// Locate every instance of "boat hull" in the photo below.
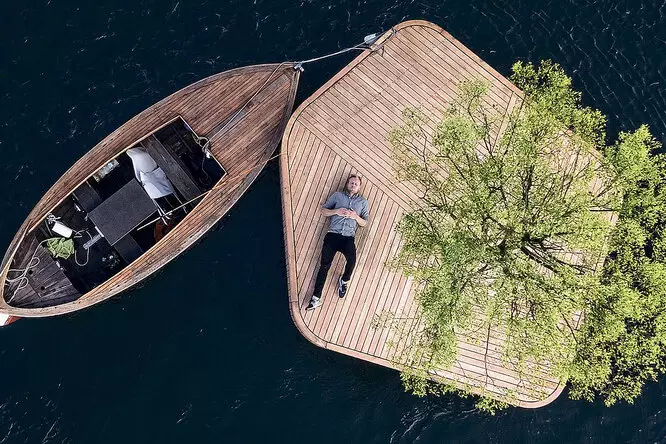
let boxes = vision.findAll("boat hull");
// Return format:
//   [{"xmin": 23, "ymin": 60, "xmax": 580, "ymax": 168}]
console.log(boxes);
[{"xmin": 0, "ymin": 63, "xmax": 300, "ymax": 317}]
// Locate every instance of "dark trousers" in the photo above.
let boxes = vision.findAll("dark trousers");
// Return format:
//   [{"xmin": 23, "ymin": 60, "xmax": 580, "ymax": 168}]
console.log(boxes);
[{"xmin": 312, "ymin": 232, "xmax": 357, "ymax": 297}]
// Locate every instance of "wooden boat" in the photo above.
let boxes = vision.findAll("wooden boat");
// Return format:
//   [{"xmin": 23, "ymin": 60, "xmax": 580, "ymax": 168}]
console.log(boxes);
[{"xmin": 0, "ymin": 63, "xmax": 300, "ymax": 319}]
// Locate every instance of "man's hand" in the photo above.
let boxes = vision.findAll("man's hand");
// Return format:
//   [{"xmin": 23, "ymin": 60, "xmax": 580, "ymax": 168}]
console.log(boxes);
[
  {"xmin": 322, "ymin": 208, "xmax": 367, "ymax": 227},
  {"xmin": 337, "ymin": 208, "xmax": 355, "ymax": 218},
  {"xmin": 342, "ymin": 209, "xmax": 367, "ymax": 227}
]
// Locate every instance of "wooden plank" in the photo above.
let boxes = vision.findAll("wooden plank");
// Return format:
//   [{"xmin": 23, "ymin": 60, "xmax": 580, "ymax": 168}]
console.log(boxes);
[
  {"xmin": 332, "ymin": 188, "xmax": 389, "ymax": 344},
  {"xmin": 295, "ymin": 154, "xmax": 343, "ymax": 245},
  {"xmin": 344, "ymin": 199, "xmax": 400, "ymax": 349},
  {"xmin": 290, "ymin": 133, "xmax": 319, "ymax": 199},
  {"xmin": 287, "ymin": 122, "xmax": 306, "ymax": 170},
  {"xmin": 356, "ymin": 209, "xmax": 403, "ymax": 353},
  {"xmin": 292, "ymin": 140, "xmax": 328, "ymax": 219}
]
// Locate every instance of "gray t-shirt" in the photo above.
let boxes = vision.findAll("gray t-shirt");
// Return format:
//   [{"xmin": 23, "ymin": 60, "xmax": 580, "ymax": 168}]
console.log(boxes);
[{"xmin": 322, "ymin": 191, "xmax": 370, "ymax": 237}]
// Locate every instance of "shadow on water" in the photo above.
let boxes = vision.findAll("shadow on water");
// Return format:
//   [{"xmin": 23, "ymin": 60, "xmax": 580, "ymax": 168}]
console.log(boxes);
[{"xmin": 0, "ymin": 0, "xmax": 665, "ymax": 442}]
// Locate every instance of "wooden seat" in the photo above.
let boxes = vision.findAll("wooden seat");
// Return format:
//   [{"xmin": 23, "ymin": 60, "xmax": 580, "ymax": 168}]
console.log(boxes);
[
  {"xmin": 140, "ymin": 135, "xmax": 204, "ymax": 201},
  {"xmin": 72, "ymin": 182, "xmax": 103, "ymax": 212}
]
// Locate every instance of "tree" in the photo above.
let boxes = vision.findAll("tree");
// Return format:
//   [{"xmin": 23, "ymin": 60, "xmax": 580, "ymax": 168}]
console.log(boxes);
[{"xmin": 385, "ymin": 60, "xmax": 663, "ymax": 409}]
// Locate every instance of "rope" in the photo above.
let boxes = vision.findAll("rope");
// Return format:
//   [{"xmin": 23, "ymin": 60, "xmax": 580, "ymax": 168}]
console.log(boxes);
[
  {"xmin": 5, "ymin": 239, "xmax": 49, "ymax": 303},
  {"xmin": 195, "ymin": 27, "xmax": 395, "ymax": 149},
  {"xmin": 184, "ymin": 61, "xmax": 293, "ymax": 154},
  {"xmin": 293, "ymin": 28, "xmax": 396, "ymax": 69},
  {"xmin": 73, "ymin": 231, "xmax": 91, "ymax": 267}
]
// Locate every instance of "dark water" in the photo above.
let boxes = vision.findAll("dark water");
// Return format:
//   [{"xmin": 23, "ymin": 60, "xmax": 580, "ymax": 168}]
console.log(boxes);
[{"xmin": 1, "ymin": 1, "xmax": 665, "ymax": 442}]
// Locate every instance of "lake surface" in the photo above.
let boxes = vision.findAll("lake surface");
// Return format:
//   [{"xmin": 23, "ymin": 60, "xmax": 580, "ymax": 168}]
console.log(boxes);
[{"xmin": 1, "ymin": 0, "xmax": 665, "ymax": 442}]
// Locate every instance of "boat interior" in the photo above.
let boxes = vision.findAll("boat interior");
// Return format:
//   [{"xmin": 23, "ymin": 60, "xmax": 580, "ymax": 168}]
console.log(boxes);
[{"xmin": 3, "ymin": 116, "xmax": 226, "ymax": 308}]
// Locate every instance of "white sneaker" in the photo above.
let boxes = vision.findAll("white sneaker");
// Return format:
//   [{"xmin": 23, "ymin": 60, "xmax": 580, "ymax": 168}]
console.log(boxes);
[{"xmin": 305, "ymin": 296, "xmax": 322, "ymax": 311}]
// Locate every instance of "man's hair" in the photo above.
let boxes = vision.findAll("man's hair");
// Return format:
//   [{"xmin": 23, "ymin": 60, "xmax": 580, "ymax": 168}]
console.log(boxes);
[{"xmin": 346, "ymin": 174, "xmax": 362, "ymax": 186}]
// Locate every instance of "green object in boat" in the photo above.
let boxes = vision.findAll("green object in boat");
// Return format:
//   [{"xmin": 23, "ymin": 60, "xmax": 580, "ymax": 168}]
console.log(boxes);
[{"xmin": 46, "ymin": 237, "xmax": 74, "ymax": 259}]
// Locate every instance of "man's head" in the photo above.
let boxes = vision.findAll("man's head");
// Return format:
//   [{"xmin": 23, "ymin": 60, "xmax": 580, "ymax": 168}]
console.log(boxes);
[{"xmin": 345, "ymin": 175, "xmax": 362, "ymax": 195}]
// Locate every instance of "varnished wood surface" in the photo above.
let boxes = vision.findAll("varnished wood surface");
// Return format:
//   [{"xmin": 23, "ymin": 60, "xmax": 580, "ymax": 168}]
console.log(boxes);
[
  {"xmin": 1, "ymin": 63, "xmax": 300, "ymax": 316},
  {"xmin": 279, "ymin": 20, "xmax": 569, "ymax": 408}
]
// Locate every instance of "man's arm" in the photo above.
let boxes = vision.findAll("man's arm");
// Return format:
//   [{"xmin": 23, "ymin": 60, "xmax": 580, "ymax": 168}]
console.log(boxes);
[
  {"xmin": 353, "ymin": 200, "xmax": 369, "ymax": 227},
  {"xmin": 321, "ymin": 192, "xmax": 342, "ymax": 217},
  {"xmin": 322, "ymin": 207, "xmax": 343, "ymax": 217},
  {"xmin": 354, "ymin": 212, "xmax": 368, "ymax": 227}
]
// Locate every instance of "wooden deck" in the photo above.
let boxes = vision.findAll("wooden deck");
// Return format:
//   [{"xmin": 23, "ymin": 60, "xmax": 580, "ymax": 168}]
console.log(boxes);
[
  {"xmin": 280, "ymin": 20, "xmax": 566, "ymax": 407},
  {"xmin": 1, "ymin": 63, "xmax": 299, "ymax": 316}
]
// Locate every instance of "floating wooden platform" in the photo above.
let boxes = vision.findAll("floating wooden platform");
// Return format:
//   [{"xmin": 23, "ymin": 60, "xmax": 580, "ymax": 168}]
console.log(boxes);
[
  {"xmin": 280, "ymin": 20, "xmax": 565, "ymax": 407},
  {"xmin": 1, "ymin": 63, "xmax": 299, "ymax": 317}
]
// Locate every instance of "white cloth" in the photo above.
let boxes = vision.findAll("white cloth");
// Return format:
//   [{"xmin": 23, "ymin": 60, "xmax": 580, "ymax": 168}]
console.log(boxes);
[
  {"xmin": 126, "ymin": 147, "xmax": 158, "ymax": 180},
  {"xmin": 139, "ymin": 168, "xmax": 174, "ymax": 199},
  {"xmin": 126, "ymin": 147, "xmax": 175, "ymax": 199}
]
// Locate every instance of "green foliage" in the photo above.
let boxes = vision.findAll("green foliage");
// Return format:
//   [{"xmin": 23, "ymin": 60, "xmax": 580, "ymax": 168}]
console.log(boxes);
[
  {"xmin": 387, "ymin": 59, "xmax": 665, "ymax": 408},
  {"xmin": 400, "ymin": 367, "xmax": 509, "ymax": 415},
  {"xmin": 474, "ymin": 396, "xmax": 510, "ymax": 415},
  {"xmin": 568, "ymin": 127, "xmax": 666, "ymax": 406}
]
